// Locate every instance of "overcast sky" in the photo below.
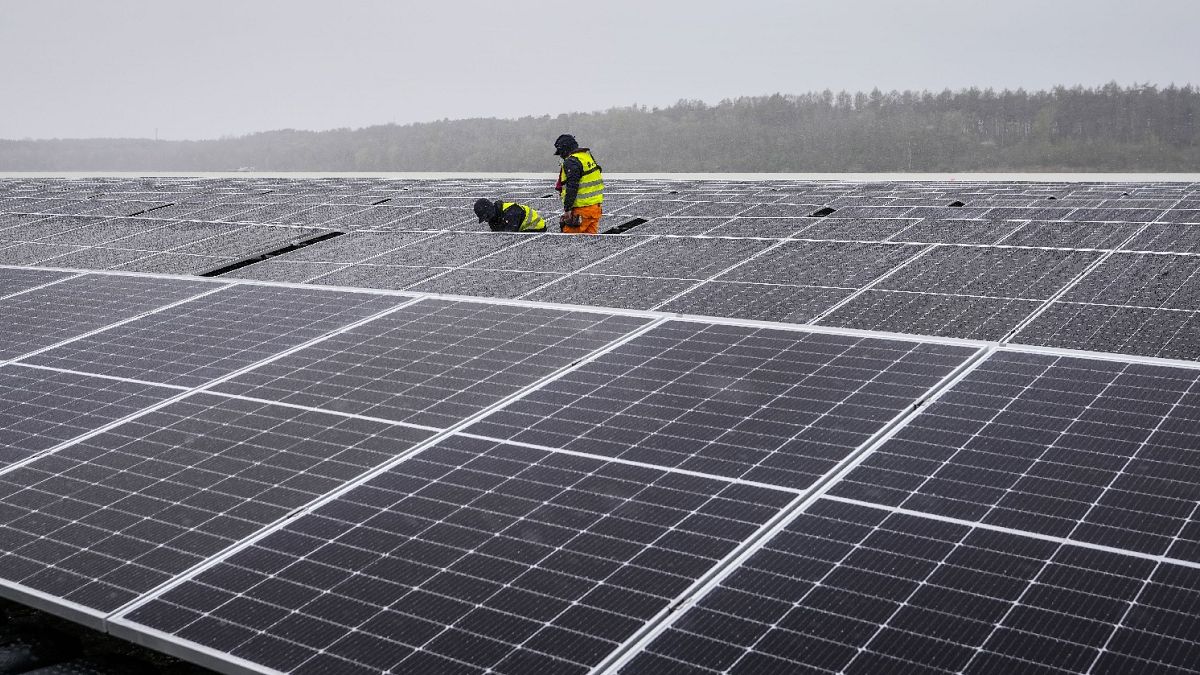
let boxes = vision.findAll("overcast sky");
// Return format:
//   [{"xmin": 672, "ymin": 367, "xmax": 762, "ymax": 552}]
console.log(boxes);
[{"xmin": 2, "ymin": 0, "xmax": 1196, "ymax": 140}]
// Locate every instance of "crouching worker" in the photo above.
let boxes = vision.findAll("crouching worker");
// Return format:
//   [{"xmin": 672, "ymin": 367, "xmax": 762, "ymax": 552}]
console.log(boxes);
[{"xmin": 473, "ymin": 199, "xmax": 546, "ymax": 233}]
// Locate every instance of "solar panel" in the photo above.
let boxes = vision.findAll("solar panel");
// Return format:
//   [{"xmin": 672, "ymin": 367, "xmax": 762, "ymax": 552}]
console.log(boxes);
[
  {"xmin": 23, "ymin": 284, "xmax": 404, "ymax": 387},
  {"xmin": 0, "ymin": 393, "xmax": 434, "ymax": 616},
  {"xmin": 1015, "ymin": 253, "xmax": 1200, "ymax": 360},
  {"xmin": 210, "ymin": 299, "xmax": 649, "ymax": 428},
  {"xmin": 0, "ymin": 274, "xmax": 218, "ymax": 361},
  {"xmin": 623, "ymin": 497, "xmax": 1200, "ymax": 674},
  {"xmin": 532, "ymin": 273, "xmax": 697, "ymax": 310},
  {"xmin": 0, "ymin": 267, "xmax": 71, "ymax": 297},
  {"xmin": 0, "ymin": 365, "xmax": 177, "ymax": 470},
  {"xmin": 2, "ymin": 177, "xmax": 1200, "ymax": 675},
  {"xmin": 469, "ymin": 322, "xmax": 976, "ymax": 489},
  {"xmin": 118, "ymin": 434, "xmax": 794, "ymax": 674},
  {"xmin": 658, "ymin": 282, "xmax": 853, "ymax": 323}
]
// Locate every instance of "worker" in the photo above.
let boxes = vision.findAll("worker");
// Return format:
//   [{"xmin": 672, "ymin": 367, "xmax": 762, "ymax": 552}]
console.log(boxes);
[
  {"xmin": 553, "ymin": 134, "xmax": 604, "ymax": 234},
  {"xmin": 473, "ymin": 198, "xmax": 546, "ymax": 232}
]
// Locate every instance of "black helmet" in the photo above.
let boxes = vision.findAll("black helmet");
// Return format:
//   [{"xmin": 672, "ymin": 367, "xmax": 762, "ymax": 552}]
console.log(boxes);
[
  {"xmin": 553, "ymin": 134, "xmax": 579, "ymax": 157},
  {"xmin": 473, "ymin": 198, "xmax": 498, "ymax": 223}
]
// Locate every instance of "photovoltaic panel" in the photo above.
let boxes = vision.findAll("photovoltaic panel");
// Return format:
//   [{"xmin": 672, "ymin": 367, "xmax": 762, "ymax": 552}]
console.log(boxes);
[
  {"xmin": 364, "ymin": 232, "xmax": 527, "ymax": 267},
  {"xmin": 829, "ymin": 352, "xmax": 1200, "ymax": 558},
  {"xmin": 211, "ymin": 299, "xmax": 649, "ymax": 428},
  {"xmin": 463, "ymin": 235, "xmax": 640, "ymax": 274},
  {"xmin": 791, "ymin": 218, "xmax": 918, "ymax": 242},
  {"xmin": 657, "ymin": 281, "xmax": 853, "ymax": 323},
  {"xmin": 228, "ymin": 260, "xmax": 348, "ymax": 283},
  {"xmin": 717, "ymin": 241, "xmax": 922, "ymax": 287},
  {"xmin": 306, "ymin": 264, "xmax": 447, "ymax": 291},
  {"xmin": 0, "ymin": 266, "xmax": 71, "ymax": 297},
  {"xmin": 267, "ymin": 231, "xmax": 438, "ymax": 264},
  {"xmin": 24, "ymin": 284, "xmax": 403, "ymax": 387},
  {"xmin": 889, "ymin": 219, "xmax": 1023, "ymax": 245},
  {"xmin": 625, "ymin": 498, "xmax": 1200, "ymax": 674},
  {"xmin": 121, "ymin": 435, "xmax": 795, "ymax": 675},
  {"xmin": 1002, "ymin": 220, "xmax": 1144, "ymax": 249},
  {"xmin": 817, "ymin": 290, "xmax": 1046, "ymax": 341},
  {"xmin": 0, "ymin": 365, "xmax": 177, "ymax": 469},
  {"xmin": 586, "ymin": 238, "xmax": 774, "ymax": 280},
  {"xmin": 530, "ymin": 273, "xmax": 697, "ymax": 310},
  {"xmin": 0, "ymin": 241, "xmax": 85, "ymax": 265},
  {"xmin": 115, "ymin": 252, "xmax": 229, "ymax": 275},
  {"xmin": 1123, "ymin": 224, "xmax": 1200, "ymax": 253},
  {"xmin": 708, "ymin": 217, "xmax": 811, "ymax": 239},
  {"xmin": 405, "ymin": 269, "xmax": 566, "ymax": 299},
  {"xmin": 874, "ymin": 246, "xmax": 1102, "ymax": 298},
  {"xmin": 0, "ymin": 393, "xmax": 434, "ymax": 614},
  {"xmin": 469, "ymin": 322, "xmax": 975, "ymax": 489},
  {"xmin": 0, "ymin": 274, "xmax": 217, "ymax": 361},
  {"xmin": 1015, "ymin": 252, "xmax": 1200, "ymax": 360}
]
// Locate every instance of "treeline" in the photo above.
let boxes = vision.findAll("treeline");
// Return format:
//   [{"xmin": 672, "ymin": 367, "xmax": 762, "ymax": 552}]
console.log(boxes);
[{"xmin": 3, "ymin": 83, "xmax": 1198, "ymax": 172}]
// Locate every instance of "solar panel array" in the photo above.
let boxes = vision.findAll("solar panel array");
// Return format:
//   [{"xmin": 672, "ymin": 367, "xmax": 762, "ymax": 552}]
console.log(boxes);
[{"xmin": 0, "ymin": 176, "xmax": 1198, "ymax": 675}]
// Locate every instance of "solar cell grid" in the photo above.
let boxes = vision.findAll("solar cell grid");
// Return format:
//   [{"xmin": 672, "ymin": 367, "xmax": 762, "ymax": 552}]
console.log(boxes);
[
  {"xmin": 470, "ymin": 321, "xmax": 975, "ymax": 489},
  {"xmin": 1123, "ymin": 224, "xmax": 1200, "ymax": 253},
  {"xmin": 464, "ymin": 235, "xmax": 639, "ymax": 274},
  {"xmin": 0, "ymin": 274, "xmax": 217, "ymax": 361},
  {"xmin": 791, "ymin": 218, "xmax": 917, "ymax": 242},
  {"xmin": 626, "ymin": 497, "xmax": 1200, "ymax": 675},
  {"xmin": 0, "ymin": 365, "xmax": 177, "ymax": 470},
  {"xmin": 718, "ymin": 240, "xmax": 923, "ymax": 287},
  {"xmin": 817, "ymin": 290, "xmax": 1046, "ymax": 341},
  {"xmin": 889, "ymin": 218, "xmax": 1023, "ymax": 245},
  {"xmin": 829, "ymin": 352, "xmax": 1200, "ymax": 559},
  {"xmin": 587, "ymin": 237, "xmax": 773, "ymax": 280},
  {"xmin": 229, "ymin": 260, "xmax": 347, "ymax": 283},
  {"xmin": 0, "ymin": 241, "xmax": 85, "ymax": 265},
  {"xmin": 306, "ymin": 264, "xmax": 446, "ymax": 291},
  {"xmin": 211, "ymin": 299, "xmax": 649, "ymax": 428},
  {"xmin": 121, "ymin": 435, "xmax": 794, "ymax": 675},
  {"xmin": 878, "ymin": 246, "xmax": 1102, "ymax": 298},
  {"xmin": 0, "ymin": 266, "xmax": 71, "ymax": 297},
  {"xmin": 658, "ymin": 282, "xmax": 853, "ymax": 324},
  {"xmin": 25, "ymin": 283, "xmax": 403, "ymax": 387},
  {"xmin": 0, "ymin": 393, "xmax": 434, "ymax": 614},
  {"xmin": 531, "ymin": 273, "xmax": 697, "ymax": 310},
  {"xmin": 113, "ymin": 251, "xmax": 228, "ymax": 275}
]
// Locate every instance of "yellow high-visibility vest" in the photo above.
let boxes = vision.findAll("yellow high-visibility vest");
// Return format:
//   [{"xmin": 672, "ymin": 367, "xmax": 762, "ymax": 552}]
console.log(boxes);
[
  {"xmin": 559, "ymin": 150, "xmax": 604, "ymax": 208},
  {"xmin": 500, "ymin": 202, "xmax": 546, "ymax": 232}
]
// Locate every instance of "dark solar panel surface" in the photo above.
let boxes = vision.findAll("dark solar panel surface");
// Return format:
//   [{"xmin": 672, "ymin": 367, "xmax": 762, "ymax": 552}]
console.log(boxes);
[
  {"xmin": 0, "ymin": 365, "xmax": 177, "ymax": 469},
  {"xmin": 0, "ymin": 177, "xmax": 1199, "ymax": 675},
  {"xmin": 0, "ymin": 274, "xmax": 216, "ymax": 361},
  {"xmin": 0, "ymin": 393, "xmax": 433, "ymax": 612},
  {"xmin": 211, "ymin": 300, "xmax": 649, "ymax": 428},
  {"xmin": 24, "ymin": 284, "xmax": 403, "ymax": 387},
  {"xmin": 125, "ymin": 435, "xmax": 794, "ymax": 675},
  {"xmin": 0, "ymin": 267, "xmax": 70, "ymax": 297},
  {"xmin": 470, "ymin": 322, "xmax": 975, "ymax": 489},
  {"xmin": 830, "ymin": 352, "xmax": 1200, "ymax": 556},
  {"xmin": 627, "ymin": 498, "xmax": 1200, "ymax": 675}
]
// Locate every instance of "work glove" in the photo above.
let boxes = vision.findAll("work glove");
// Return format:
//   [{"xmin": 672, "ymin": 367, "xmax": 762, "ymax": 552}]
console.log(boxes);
[
  {"xmin": 554, "ymin": 178, "xmax": 563, "ymax": 193},
  {"xmin": 558, "ymin": 212, "xmax": 581, "ymax": 232}
]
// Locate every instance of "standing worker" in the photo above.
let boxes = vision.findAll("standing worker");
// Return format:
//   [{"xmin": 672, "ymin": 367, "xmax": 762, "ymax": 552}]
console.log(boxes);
[
  {"xmin": 553, "ymin": 134, "xmax": 604, "ymax": 234},
  {"xmin": 473, "ymin": 199, "xmax": 546, "ymax": 232}
]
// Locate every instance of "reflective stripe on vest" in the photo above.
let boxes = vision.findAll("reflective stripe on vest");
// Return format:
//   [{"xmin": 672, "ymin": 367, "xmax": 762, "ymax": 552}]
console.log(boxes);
[
  {"xmin": 500, "ymin": 202, "xmax": 546, "ymax": 232},
  {"xmin": 559, "ymin": 150, "xmax": 604, "ymax": 207}
]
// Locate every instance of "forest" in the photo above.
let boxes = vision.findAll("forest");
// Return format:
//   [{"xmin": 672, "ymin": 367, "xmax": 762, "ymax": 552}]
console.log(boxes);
[{"xmin": 2, "ymin": 83, "xmax": 1197, "ymax": 172}]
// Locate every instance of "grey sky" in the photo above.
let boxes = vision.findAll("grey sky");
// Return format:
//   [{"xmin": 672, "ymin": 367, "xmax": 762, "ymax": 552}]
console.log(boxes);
[{"xmin": 2, "ymin": 0, "xmax": 1196, "ymax": 140}]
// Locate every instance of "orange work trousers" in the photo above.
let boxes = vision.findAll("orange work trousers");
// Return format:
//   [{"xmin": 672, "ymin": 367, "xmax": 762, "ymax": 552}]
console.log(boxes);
[{"xmin": 562, "ymin": 204, "xmax": 601, "ymax": 235}]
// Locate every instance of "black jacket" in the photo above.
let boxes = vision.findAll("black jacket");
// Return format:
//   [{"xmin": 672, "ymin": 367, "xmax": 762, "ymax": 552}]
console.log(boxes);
[{"xmin": 486, "ymin": 202, "xmax": 528, "ymax": 232}]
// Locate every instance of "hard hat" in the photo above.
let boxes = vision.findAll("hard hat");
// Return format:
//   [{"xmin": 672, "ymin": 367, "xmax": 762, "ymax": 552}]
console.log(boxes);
[
  {"xmin": 474, "ymin": 198, "xmax": 498, "ymax": 223},
  {"xmin": 553, "ymin": 134, "xmax": 579, "ymax": 156}
]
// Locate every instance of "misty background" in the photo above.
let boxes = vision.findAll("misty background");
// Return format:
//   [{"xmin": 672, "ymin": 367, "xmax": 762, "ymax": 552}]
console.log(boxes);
[{"xmin": 2, "ymin": 0, "xmax": 1197, "ymax": 171}]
